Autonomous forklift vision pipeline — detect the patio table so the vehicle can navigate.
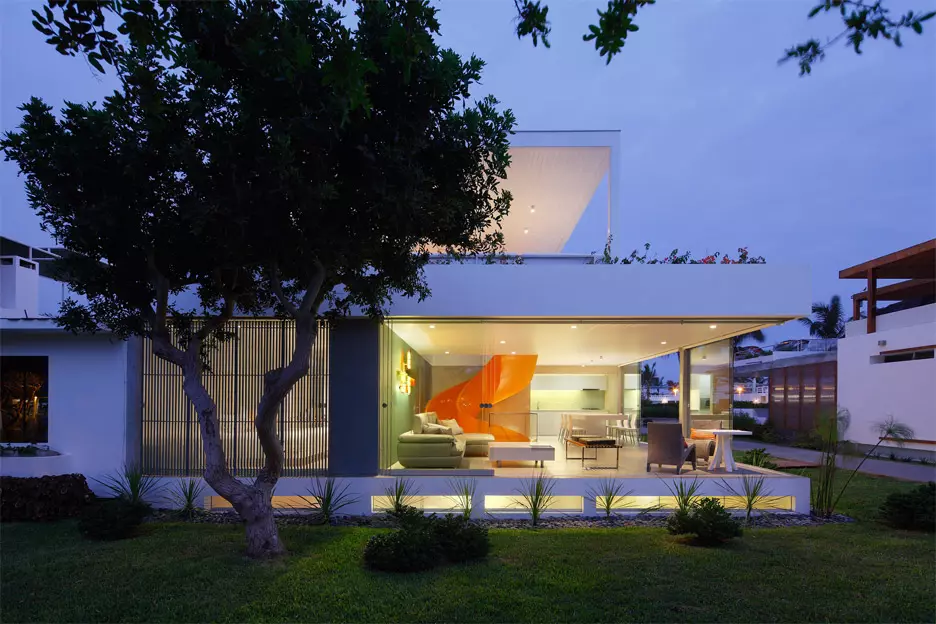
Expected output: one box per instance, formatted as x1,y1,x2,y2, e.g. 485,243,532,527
697,429,753,473
565,436,622,470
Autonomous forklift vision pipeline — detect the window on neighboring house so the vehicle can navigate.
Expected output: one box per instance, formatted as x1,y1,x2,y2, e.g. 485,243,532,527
1,356,49,443
871,348,934,364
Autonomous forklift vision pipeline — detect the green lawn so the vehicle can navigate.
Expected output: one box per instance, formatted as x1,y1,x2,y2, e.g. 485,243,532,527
2,474,934,623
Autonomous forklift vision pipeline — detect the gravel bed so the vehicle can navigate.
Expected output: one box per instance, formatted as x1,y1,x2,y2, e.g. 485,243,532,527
147,509,854,529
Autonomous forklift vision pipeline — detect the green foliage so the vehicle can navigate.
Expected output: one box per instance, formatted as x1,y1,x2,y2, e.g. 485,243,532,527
94,464,162,510
383,478,418,516
878,482,935,531
363,508,489,573
78,498,147,541
732,412,757,432
812,409,849,517
513,471,556,526
304,477,359,524
738,448,779,470
0,474,93,522
799,295,846,338
785,1,936,74
363,527,441,573
512,0,934,73
587,478,633,517
663,477,702,514
166,478,205,520
589,238,766,266
446,477,477,520
721,475,776,525
431,514,490,562
666,497,743,545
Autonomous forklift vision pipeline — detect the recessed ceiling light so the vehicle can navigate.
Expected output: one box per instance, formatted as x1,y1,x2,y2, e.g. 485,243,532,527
444,351,450,354
570,325,577,329
511,351,516,355
499,340,506,344
709,324,717,329
581,364,586,367
661,341,667,345
530,206,536,213
428,324,435,329
523,228,529,234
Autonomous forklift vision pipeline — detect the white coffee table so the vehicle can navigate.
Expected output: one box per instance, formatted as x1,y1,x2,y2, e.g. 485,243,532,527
697,429,753,472
489,442,555,467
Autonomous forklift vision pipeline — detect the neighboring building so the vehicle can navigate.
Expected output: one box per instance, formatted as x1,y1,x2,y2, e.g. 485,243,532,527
838,239,936,457
733,339,838,435
1,130,814,514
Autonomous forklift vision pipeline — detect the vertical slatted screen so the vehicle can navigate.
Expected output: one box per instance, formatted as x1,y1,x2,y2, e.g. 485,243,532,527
141,319,329,477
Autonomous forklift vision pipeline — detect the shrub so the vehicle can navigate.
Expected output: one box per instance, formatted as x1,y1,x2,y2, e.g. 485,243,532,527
738,448,779,470
732,412,756,432
431,514,490,562
363,526,441,573
386,503,428,530
78,498,147,540
0,474,93,522
94,464,162,509
304,476,359,524
167,478,205,520
879,482,935,532
751,423,778,443
666,497,742,546
513,471,556,526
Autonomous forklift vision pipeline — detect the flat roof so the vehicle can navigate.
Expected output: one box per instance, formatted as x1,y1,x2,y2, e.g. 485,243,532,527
839,239,936,280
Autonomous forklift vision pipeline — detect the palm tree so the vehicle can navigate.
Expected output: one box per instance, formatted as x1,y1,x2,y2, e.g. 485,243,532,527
730,330,766,350
640,363,659,400
799,295,846,339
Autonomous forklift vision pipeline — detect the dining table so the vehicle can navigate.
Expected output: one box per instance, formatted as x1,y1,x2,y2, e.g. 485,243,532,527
697,429,753,473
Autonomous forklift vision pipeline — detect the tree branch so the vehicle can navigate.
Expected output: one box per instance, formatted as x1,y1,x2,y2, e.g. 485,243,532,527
266,263,299,317
299,258,327,316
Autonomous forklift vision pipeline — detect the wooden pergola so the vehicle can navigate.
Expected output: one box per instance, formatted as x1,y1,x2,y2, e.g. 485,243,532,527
840,239,936,334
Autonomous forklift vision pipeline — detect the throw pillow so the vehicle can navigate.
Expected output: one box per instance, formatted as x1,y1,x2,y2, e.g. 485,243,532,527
440,419,464,435
690,428,715,440
423,423,453,435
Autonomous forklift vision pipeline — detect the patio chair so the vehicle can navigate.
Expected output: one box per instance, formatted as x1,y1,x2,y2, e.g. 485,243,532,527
646,422,697,474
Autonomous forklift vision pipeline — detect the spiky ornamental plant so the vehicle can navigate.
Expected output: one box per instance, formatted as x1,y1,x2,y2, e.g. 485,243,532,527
4,1,514,558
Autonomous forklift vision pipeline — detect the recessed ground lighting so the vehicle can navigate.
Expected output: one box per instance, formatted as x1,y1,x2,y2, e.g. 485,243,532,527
499,340,506,344
428,324,436,329
661,341,667,345
570,325,577,329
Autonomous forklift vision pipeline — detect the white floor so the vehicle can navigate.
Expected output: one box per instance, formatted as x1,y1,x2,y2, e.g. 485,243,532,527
390,436,759,479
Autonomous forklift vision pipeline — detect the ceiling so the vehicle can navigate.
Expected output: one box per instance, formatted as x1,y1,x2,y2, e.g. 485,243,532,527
495,146,610,254
389,320,765,367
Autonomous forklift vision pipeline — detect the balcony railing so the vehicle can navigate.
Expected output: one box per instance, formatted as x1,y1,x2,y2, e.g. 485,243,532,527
734,339,838,362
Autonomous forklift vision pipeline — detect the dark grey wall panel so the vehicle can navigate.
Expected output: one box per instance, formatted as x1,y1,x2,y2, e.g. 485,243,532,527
328,319,380,476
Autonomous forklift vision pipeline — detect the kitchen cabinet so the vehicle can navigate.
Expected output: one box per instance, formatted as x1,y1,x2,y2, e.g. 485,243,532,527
531,374,607,391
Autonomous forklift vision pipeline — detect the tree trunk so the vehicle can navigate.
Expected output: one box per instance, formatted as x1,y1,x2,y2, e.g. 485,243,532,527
152,312,318,559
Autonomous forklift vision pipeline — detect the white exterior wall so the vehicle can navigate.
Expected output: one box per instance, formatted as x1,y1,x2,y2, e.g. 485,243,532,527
0,328,133,485
385,263,811,318
838,305,936,449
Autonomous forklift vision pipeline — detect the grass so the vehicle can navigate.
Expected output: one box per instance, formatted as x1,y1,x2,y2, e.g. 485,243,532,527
1,475,933,623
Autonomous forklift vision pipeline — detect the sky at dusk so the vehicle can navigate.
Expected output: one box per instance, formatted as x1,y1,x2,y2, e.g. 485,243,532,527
2,0,935,354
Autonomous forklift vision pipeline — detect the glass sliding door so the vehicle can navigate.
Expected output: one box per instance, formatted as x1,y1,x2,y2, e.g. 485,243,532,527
687,338,733,431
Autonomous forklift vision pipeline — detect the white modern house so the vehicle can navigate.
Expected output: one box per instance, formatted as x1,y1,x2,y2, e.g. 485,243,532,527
1,130,814,515
838,240,936,458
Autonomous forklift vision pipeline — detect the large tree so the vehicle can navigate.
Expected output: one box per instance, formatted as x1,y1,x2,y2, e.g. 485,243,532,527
513,0,935,73
4,0,514,558
800,295,847,338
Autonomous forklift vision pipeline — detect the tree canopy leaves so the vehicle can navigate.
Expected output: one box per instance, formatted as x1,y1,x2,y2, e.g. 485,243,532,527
512,0,934,73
